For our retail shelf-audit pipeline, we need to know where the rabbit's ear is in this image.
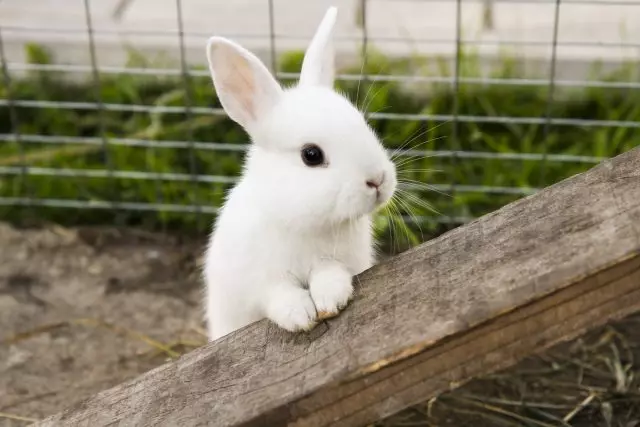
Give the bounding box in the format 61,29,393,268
207,37,283,132
299,6,337,88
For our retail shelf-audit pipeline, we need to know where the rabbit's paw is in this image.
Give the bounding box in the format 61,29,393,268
310,263,354,321
265,285,318,332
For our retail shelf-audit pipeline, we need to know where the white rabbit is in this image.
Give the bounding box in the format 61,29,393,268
203,6,397,341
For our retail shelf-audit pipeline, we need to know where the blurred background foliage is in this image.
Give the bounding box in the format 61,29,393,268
1,43,639,254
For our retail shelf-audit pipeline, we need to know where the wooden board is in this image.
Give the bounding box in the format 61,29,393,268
34,146,640,427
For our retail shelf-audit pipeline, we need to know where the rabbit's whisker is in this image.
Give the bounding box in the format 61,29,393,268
395,196,424,242
396,189,442,216
354,55,366,107
389,120,450,161
359,59,389,113
398,179,451,198
391,135,448,163
398,168,444,174
362,84,387,116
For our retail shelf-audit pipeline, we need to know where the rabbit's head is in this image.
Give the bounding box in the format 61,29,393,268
207,7,396,228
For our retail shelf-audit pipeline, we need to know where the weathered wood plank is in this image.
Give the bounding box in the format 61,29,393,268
34,146,640,427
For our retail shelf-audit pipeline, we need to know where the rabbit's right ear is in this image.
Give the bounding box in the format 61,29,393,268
299,7,337,88
207,37,283,132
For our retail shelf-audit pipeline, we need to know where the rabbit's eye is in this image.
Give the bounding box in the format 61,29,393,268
301,144,325,167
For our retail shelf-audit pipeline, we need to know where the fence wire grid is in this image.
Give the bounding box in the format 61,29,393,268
0,0,639,240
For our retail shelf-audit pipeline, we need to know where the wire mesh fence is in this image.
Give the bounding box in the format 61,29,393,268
0,0,639,250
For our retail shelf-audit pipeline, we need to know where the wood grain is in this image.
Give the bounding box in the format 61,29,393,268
33,146,640,427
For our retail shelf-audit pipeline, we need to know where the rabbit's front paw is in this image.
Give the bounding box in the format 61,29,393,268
310,263,354,321
265,285,318,332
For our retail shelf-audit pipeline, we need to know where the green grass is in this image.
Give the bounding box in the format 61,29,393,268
1,44,639,253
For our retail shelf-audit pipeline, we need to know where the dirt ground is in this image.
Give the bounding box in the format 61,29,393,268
1,221,639,427
0,222,208,426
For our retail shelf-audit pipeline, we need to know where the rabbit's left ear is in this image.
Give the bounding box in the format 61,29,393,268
206,36,283,134
299,6,337,89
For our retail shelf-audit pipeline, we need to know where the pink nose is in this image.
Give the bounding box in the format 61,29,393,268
366,173,385,190
366,180,380,189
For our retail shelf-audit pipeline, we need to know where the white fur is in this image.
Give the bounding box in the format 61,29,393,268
204,6,397,341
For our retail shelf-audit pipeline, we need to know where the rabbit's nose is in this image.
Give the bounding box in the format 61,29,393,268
366,172,385,190
366,180,380,189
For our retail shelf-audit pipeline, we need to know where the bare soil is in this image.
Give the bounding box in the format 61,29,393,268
0,222,207,426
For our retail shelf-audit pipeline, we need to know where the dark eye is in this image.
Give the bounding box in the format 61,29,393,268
301,144,325,167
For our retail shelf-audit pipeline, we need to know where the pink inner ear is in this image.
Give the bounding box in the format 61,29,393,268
217,43,256,122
